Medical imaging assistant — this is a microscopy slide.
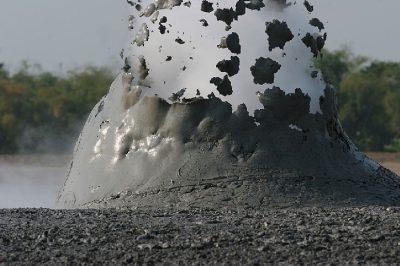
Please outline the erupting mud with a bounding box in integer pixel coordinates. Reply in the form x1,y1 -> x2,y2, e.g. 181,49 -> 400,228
58,0 -> 400,209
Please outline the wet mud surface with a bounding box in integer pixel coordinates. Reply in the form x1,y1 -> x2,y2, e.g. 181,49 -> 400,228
2,207 -> 400,264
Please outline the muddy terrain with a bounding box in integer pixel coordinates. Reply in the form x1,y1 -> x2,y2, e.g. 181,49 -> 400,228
1,207 -> 400,264
1,154 -> 400,264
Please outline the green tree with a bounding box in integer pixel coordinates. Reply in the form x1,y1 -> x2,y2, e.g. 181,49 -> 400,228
317,50 -> 400,151
316,48 -> 367,88
0,63 -> 113,154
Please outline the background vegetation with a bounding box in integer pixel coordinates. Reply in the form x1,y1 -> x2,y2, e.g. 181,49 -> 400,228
316,49 -> 400,152
0,48 -> 400,153
0,63 -> 113,153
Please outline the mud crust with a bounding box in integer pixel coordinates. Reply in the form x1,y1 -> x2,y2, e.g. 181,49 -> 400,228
2,207 -> 400,264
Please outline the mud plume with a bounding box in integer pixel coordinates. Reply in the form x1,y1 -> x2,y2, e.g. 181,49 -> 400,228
58,0 -> 400,209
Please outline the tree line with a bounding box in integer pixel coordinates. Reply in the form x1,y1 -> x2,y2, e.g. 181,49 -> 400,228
316,49 -> 400,152
0,63 -> 113,153
0,49 -> 400,153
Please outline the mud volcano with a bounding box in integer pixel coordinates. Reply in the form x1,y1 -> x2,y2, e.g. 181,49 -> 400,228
58,0 -> 400,209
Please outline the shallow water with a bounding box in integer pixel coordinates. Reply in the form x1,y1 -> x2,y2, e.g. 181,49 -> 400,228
0,156 -> 68,208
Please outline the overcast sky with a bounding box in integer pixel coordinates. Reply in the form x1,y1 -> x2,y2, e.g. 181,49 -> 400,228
0,0 -> 399,73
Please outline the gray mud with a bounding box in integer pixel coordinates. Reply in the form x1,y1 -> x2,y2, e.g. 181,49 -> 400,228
2,207 -> 400,264
59,82 -> 400,209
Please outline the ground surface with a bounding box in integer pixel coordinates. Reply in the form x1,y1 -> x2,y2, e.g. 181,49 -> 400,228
1,154 -> 400,264
1,207 -> 400,265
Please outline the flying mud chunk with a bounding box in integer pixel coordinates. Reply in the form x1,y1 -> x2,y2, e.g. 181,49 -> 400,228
235,0 -> 246,16
309,18 -> 325,31
201,0 -> 213,13
214,8 -> 237,26
123,58 -> 131,73
169,88 -> 186,102
250,57 -> 281,85
199,19 -> 209,27
265,20 -> 294,51
216,56 -> 240,77
218,32 -> 241,54
159,16 -> 167,34
302,33 -> 326,57
175,38 -> 185,44
210,75 -> 233,96
304,0 -> 313,12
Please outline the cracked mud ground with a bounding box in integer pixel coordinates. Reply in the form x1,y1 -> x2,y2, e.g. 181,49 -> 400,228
1,207 -> 400,264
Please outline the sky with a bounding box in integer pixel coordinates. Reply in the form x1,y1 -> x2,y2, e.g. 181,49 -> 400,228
0,0 -> 399,73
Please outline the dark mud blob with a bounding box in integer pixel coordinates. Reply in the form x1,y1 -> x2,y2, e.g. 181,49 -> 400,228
159,24 -> 166,34
265,20 -> 294,51
227,32 -> 241,54
245,0 -> 265,10
122,58 -> 131,73
159,16 -> 167,34
309,18 -> 325,31
175,38 -> 185,44
256,87 -> 311,123
200,19 -> 209,27
250,57 -> 281,85
304,0 -> 314,12
169,88 -> 186,102
210,75 -> 233,96
302,33 -> 326,57
201,0 -> 214,13
214,8 -> 237,26
166,56 -> 173,61
183,1 -> 191,7
216,56 -> 240,77
235,0 -> 246,16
